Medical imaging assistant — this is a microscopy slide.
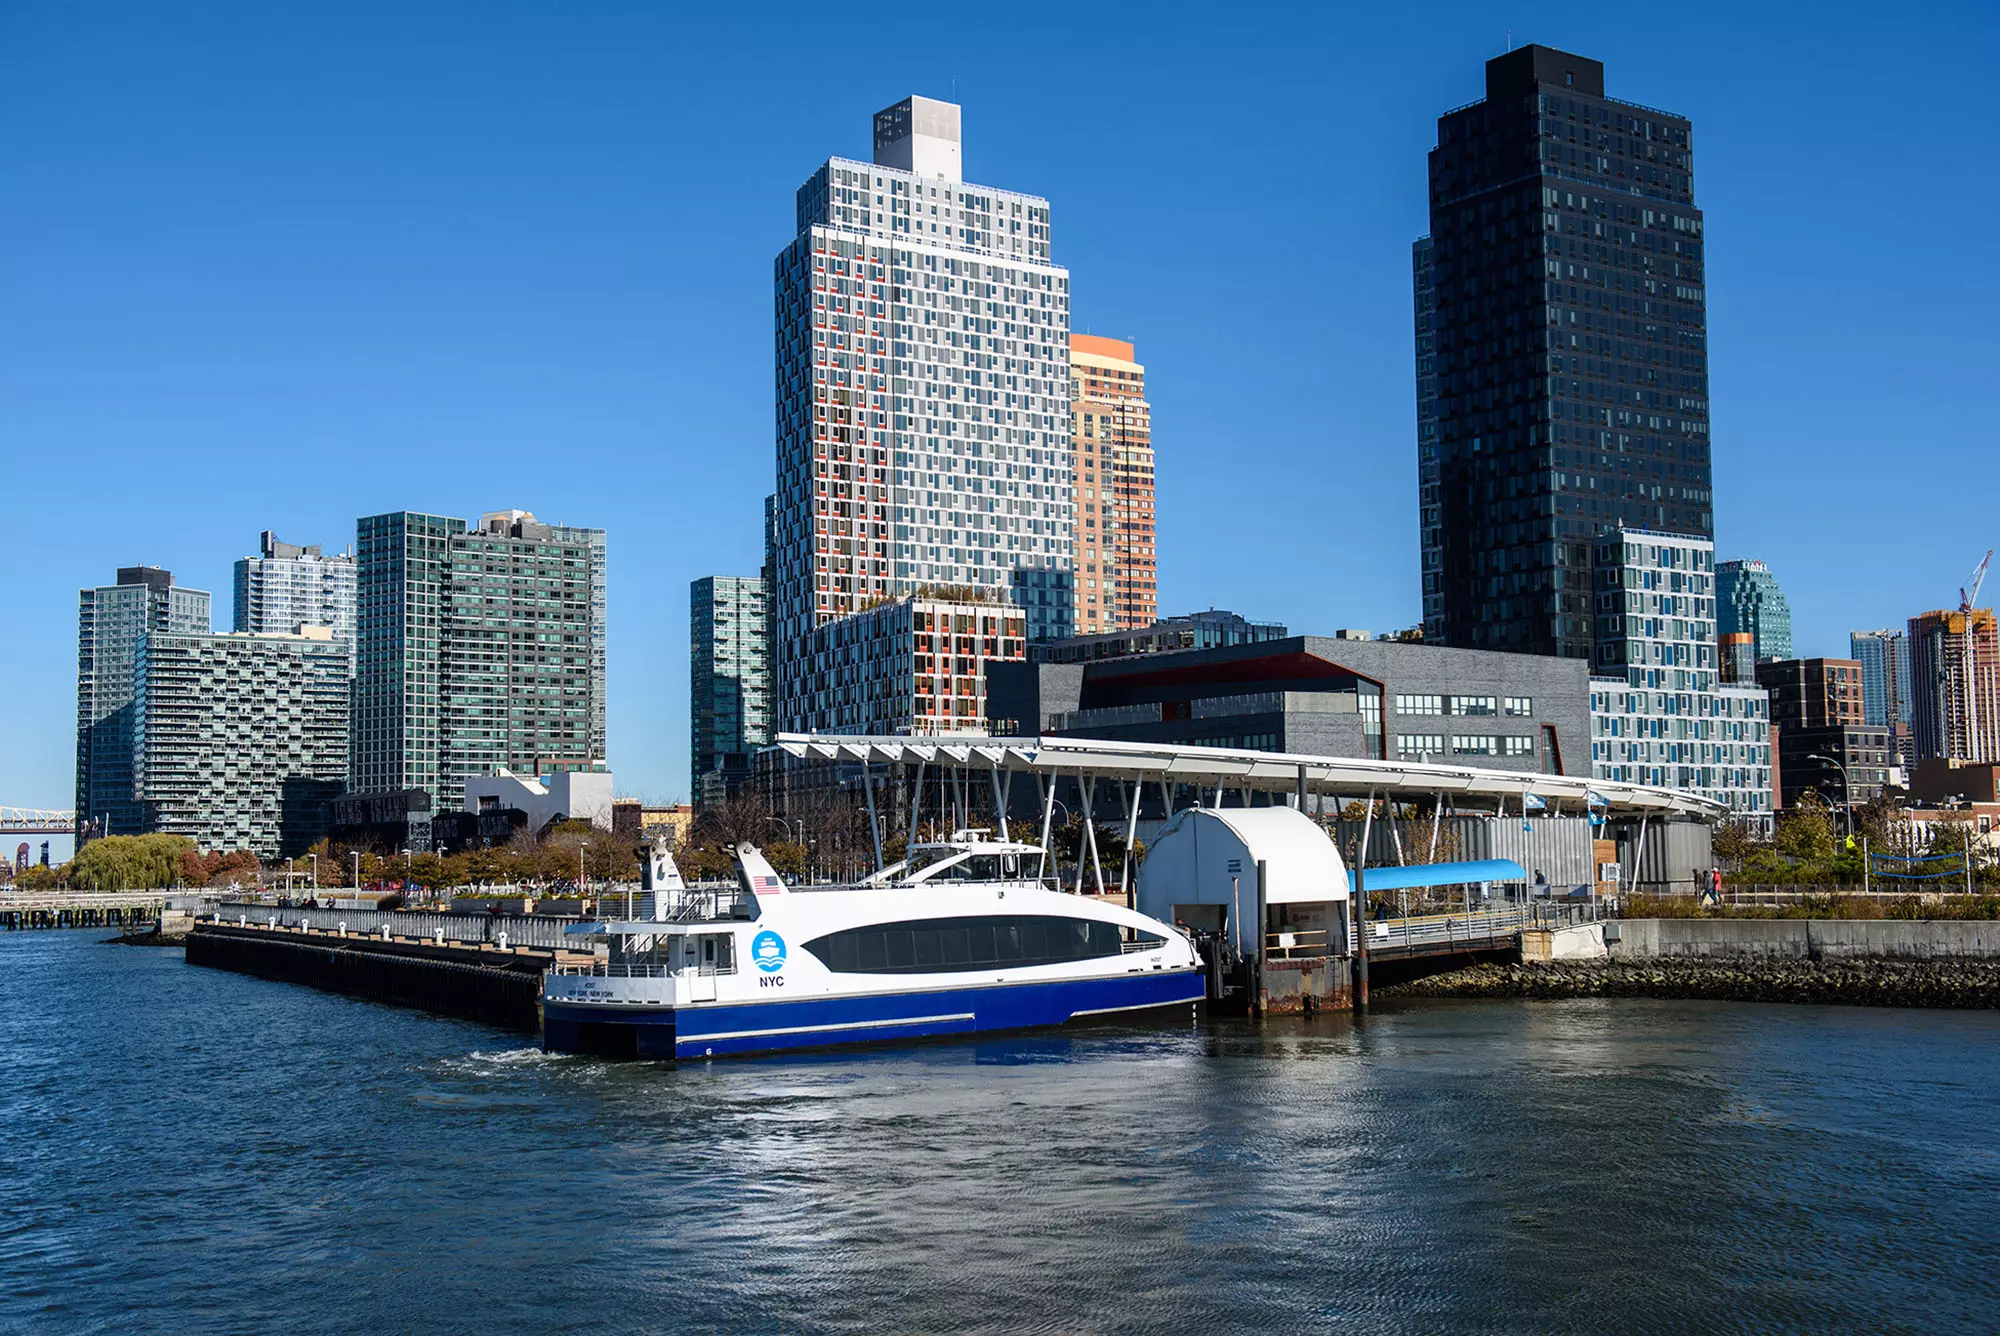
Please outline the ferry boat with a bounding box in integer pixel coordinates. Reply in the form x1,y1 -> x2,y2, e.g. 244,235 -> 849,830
542,836 -> 1204,1059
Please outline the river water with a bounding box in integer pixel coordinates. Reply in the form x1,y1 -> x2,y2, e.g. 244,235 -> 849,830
3,932 -> 1998,1335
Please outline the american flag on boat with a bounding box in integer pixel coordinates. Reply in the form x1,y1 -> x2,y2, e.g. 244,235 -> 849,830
750,873 -> 784,895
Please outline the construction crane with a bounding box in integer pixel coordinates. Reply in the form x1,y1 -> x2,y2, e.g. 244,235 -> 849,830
1961,549 -> 1992,615
1961,549 -> 1993,763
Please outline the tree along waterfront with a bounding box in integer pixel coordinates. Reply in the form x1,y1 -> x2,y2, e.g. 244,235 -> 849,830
1712,790 -> 1999,889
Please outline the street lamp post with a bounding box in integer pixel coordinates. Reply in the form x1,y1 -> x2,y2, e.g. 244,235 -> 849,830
1806,753 -> 1856,840
309,852 -> 318,893
352,850 -> 360,893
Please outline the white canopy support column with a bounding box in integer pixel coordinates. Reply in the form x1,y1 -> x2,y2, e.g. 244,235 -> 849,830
861,762 -> 883,872
1038,771 -> 1059,883
1626,813 -> 1650,893
1357,787 -> 1378,876
907,759 -> 926,849
1078,775 -> 1106,898
1120,778 -> 1145,907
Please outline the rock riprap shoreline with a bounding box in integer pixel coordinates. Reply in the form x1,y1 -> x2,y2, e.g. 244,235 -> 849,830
1386,958 -> 2000,1009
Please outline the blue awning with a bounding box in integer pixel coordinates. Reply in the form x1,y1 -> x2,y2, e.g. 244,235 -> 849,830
1348,859 -> 1528,893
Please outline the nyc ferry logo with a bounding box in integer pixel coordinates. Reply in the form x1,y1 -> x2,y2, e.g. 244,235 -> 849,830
752,930 -> 787,982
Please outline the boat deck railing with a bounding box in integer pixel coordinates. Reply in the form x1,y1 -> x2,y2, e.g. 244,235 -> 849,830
552,960 -> 739,979
662,888 -> 755,922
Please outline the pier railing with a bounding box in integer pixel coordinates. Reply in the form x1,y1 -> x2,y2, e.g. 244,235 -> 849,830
210,903 -> 589,952
2,891 -> 167,932
1366,906 -> 1533,954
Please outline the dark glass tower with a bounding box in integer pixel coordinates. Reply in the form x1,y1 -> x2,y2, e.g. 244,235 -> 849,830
1415,45 -> 1711,657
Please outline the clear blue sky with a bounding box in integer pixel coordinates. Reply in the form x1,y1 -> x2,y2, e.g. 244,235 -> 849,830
4,0 -> 1995,811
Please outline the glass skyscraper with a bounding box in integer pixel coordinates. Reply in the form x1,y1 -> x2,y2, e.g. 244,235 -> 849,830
771,95 -> 1074,729
1716,559 -> 1794,660
76,568 -> 212,837
1416,45 -> 1711,658
1849,629 -> 1912,729
234,530 -> 357,673
354,510 -> 607,815
354,512 -> 462,800
690,575 -> 771,804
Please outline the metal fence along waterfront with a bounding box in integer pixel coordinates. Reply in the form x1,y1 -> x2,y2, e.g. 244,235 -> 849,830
210,903 -> 593,952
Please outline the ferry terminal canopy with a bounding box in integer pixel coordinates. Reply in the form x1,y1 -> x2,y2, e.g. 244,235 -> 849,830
770,735 -> 1725,822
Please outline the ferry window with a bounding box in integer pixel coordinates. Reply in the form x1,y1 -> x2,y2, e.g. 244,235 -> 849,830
803,916 -> 1141,974
857,930 -> 889,971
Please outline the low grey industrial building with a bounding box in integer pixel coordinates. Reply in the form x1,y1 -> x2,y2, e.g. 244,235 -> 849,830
985,634 -> 1591,777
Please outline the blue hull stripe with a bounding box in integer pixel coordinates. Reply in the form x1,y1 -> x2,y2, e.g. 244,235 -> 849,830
544,969 -> 1203,1059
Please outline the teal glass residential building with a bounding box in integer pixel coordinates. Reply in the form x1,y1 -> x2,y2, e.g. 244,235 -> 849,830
1848,629 -> 1912,728
691,576 -> 771,804
1716,559 -> 1794,661
76,568 -> 211,837
355,510 -> 607,816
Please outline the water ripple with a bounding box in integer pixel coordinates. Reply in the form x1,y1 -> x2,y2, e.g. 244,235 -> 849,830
2,935 -> 1999,1334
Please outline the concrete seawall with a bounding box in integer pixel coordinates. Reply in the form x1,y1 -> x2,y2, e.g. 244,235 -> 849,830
1389,917 -> 2000,1010
1386,958 -> 2000,1010
1611,918 -> 2000,961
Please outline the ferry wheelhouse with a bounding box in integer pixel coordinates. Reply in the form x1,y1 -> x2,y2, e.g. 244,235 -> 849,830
542,836 -> 1203,1059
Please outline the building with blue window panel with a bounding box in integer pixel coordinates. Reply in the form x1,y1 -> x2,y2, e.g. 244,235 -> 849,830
1588,528 -> 1773,829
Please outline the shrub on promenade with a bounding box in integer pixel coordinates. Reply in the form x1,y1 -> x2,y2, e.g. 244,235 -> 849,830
1624,892 -> 2000,922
